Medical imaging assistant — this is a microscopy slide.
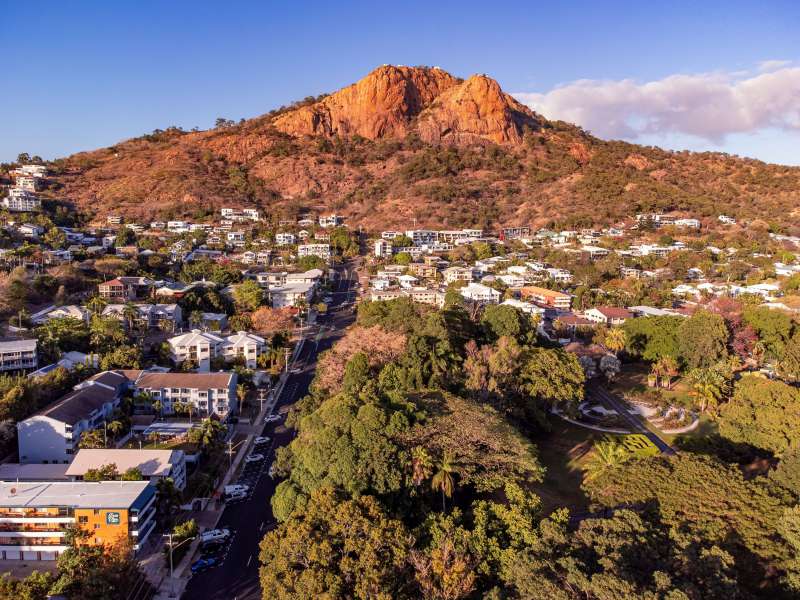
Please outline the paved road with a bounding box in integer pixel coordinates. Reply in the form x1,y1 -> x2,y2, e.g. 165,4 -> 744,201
587,383 -> 675,455
184,264 -> 358,600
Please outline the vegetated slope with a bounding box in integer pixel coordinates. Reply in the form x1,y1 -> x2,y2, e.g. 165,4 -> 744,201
36,65 -> 800,232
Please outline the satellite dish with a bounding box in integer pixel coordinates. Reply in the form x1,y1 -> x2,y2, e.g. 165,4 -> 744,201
10,487 -> 16,495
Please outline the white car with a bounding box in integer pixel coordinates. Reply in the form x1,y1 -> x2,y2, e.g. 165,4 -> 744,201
245,453 -> 265,464
199,528 -> 230,544
264,414 -> 281,423
225,490 -> 247,502
254,436 -> 271,445
290,368 -> 302,374
224,484 -> 249,496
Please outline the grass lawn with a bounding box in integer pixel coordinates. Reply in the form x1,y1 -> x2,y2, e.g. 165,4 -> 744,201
610,362 -> 693,407
532,418 -> 599,515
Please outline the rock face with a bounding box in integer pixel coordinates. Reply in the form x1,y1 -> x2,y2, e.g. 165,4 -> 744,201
417,74 -> 541,145
274,66 -> 541,145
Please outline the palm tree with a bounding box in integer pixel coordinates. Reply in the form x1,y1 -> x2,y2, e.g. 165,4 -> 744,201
87,295 -> 108,316
604,328 -> 626,356
431,450 -> 458,512
688,367 -> 729,414
152,399 -> 163,418
584,439 -> 629,482
656,356 -> 679,389
122,302 -> 139,331
107,420 -> 124,441
189,310 -> 204,330
78,429 -> 105,449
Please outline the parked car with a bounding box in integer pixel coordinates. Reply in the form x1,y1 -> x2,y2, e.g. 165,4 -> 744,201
254,436 -> 271,445
191,557 -> 219,574
199,528 -> 230,545
264,414 -> 281,423
225,490 -> 247,502
245,453 -> 265,464
224,484 -> 249,497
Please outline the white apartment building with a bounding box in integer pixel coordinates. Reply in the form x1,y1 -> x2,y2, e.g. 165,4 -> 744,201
374,239 -> 392,257
2,189 -> 41,212
17,371 -> 129,463
168,330 -> 267,370
66,449 -> 188,491
133,371 -> 238,418
0,339 -> 38,372
318,214 -> 344,228
442,266 -> 473,284
269,281 -> 314,308
276,232 -> 296,246
222,331 -> 266,369
297,244 -> 331,261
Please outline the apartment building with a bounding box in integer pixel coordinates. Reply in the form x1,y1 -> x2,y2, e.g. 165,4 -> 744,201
500,227 -> 531,240
0,481 -> 155,561
442,266 -> 473,284
268,281 -> 315,308
66,449 -> 187,491
2,189 -> 41,212
275,232 -> 296,246
374,239 -> 393,258
0,340 -> 38,373
222,331 -> 266,369
17,371 -> 129,463
168,330 -> 225,371
520,286 -> 572,309
133,372 -> 237,418
297,244 -> 331,261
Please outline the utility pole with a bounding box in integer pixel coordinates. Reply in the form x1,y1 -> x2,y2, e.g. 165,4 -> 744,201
227,439 -> 234,470
284,346 -> 291,373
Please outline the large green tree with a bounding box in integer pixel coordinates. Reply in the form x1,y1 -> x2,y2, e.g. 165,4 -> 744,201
678,310 -> 730,369
717,374 -> 800,456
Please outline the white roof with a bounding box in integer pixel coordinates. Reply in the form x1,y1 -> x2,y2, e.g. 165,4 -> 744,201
169,330 -> 225,345
225,331 -> 266,346
65,449 -> 182,478
0,339 -> 37,352
0,463 -> 69,481
0,481 -> 150,509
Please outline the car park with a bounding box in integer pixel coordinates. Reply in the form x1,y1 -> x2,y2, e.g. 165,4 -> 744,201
254,436 -> 271,445
264,414 -> 281,423
199,528 -> 230,545
191,557 -> 219,574
245,453 -> 265,463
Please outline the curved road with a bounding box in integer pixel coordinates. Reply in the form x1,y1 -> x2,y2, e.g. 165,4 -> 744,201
184,263 -> 358,600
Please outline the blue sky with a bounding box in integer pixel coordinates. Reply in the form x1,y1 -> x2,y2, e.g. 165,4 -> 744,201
2,1 -> 799,164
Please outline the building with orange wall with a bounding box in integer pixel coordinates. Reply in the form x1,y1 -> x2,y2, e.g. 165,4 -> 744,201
0,480 -> 155,561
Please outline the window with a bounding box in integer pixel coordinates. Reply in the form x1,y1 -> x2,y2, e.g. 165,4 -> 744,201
78,516 -> 88,524
94,524 -> 101,529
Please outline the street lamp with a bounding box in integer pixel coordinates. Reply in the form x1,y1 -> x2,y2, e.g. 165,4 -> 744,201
162,533 -> 196,598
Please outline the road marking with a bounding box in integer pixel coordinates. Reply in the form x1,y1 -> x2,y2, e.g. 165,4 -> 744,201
246,554 -> 252,567
259,521 -> 265,531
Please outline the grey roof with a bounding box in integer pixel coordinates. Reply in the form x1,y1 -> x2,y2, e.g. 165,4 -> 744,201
0,339 -> 37,353
37,384 -> 119,425
0,481 -> 151,509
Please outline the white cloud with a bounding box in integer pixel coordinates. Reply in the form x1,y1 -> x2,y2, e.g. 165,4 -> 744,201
514,63 -> 800,144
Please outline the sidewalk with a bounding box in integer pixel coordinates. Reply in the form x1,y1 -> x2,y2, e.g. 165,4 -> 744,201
152,334 -> 307,599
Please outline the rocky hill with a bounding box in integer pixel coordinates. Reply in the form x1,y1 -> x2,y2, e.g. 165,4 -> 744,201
22,65 -> 800,232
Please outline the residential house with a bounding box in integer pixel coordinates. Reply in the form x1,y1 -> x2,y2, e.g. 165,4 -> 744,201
98,277 -> 152,302
222,331 -> 266,369
460,283 -> 501,304
374,239 -> 392,258
275,233 -> 296,246
584,306 -> 633,326
318,214 -> 344,228
269,281 -> 315,308
2,189 -> 41,212
407,263 -> 438,279
31,305 -> 90,326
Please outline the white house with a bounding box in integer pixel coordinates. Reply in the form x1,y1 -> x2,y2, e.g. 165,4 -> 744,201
0,339 -> 38,372
269,281 -> 314,308
276,233 -> 296,246
442,266 -> 473,284
2,188 -> 41,212
297,244 -> 331,261
460,283 -> 501,304
222,331 -> 266,369
374,239 -> 392,258
318,214 -> 344,228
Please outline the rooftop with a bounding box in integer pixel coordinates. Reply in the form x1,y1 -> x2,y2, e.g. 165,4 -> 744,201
135,372 -> 234,389
65,449 -> 182,478
0,481 -> 152,509
0,339 -> 37,353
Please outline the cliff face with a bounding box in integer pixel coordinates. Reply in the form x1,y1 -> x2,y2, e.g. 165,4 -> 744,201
273,66 -> 540,145
417,74 -> 542,145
